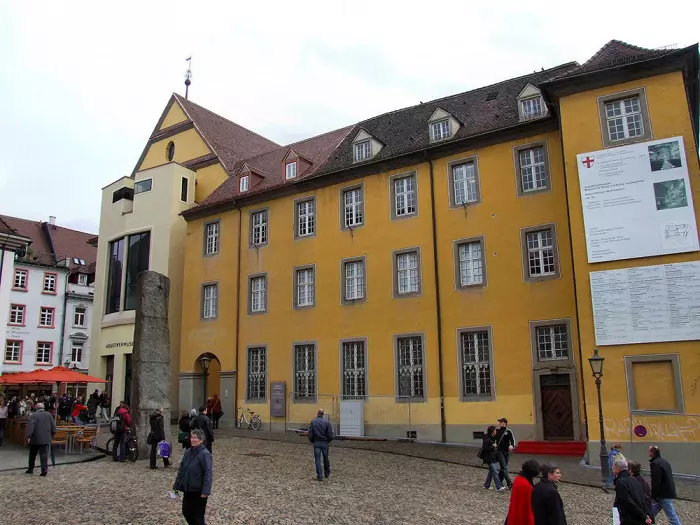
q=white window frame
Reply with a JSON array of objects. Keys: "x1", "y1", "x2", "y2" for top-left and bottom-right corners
[
  {"x1": 71, "y1": 344, "x2": 83, "y2": 363},
  {"x1": 526, "y1": 230, "x2": 556, "y2": 277},
  {"x1": 344, "y1": 260, "x2": 365, "y2": 301},
  {"x1": 73, "y1": 306, "x2": 86, "y2": 327},
  {"x1": 9, "y1": 304, "x2": 25, "y2": 325},
  {"x1": 36, "y1": 342, "x2": 52, "y2": 364},
  {"x1": 519, "y1": 147, "x2": 547, "y2": 192},
  {"x1": 430, "y1": 119, "x2": 451, "y2": 141},
  {"x1": 250, "y1": 276, "x2": 267, "y2": 313},
  {"x1": 343, "y1": 187, "x2": 363, "y2": 228},
  {"x1": 285, "y1": 161, "x2": 297, "y2": 180},
  {"x1": 394, "y1": 175, "x2": 417, "y2": 217},
  {"x1": 239, "y1": 176, "x2": 249, "y2": 193},
  {"x1": 520, "y1": 96, "x2": 545, "y2": 120},
  {"x1": 536, "y1": 324, "x2": 569, "y2": 361},
  {"x1": 605, "y1": 96, "x2": 644, "y2": 142},
  {"x1": 458, "y1": 241, "x2": 484, "y2": 287},
  {"x1": 43, "y1": 273, "x2": 56, "y2": 293},
  {"x1": 396, "y1": 335, "x2": 425, "y2": 400},
  {"x1": 293, "y1": 343, "x2": 317, "y2": 402},
  {"x1": 39, "y1": 307, "x2": 54, "y2": 327},
  {"x1": 452, "y1": 162, "x2": 478, "y2": 205},
  {"x1": 296, "y1": 268, "x2": 315, "y2": 308},
  {"x1": 205, "y1": 222, "x2": 220, "y2": 255},
  {"x1": 397, "y1": 252, "x2": 419, "y2": 295},
  {"x1": 341, "y1": 340, "x2": 367, "y2": 399},
  {"x1": 13, "y1": 269, "x2": 28, "y2": 289},
  {"x1": 251, "y1": 210, "x2": 268, "y2": 246},
  {"x1": 459, "y1": 329, "x2": 493, "y2": 399},
  {"x1": 296, "y1": 199, "x2": 315, "y2": 237},
  {"x1": 202, "y1": 284, "x2": 218, "y2": 319},
  {"x1": 5, "y1": 340, "x2": 21, "y2": 362},
  {"x1": 246, "y1": 346, "x2": 267, "y2": 401},
  {"x1": 77, "y1": 274, "x2": 88, "y2": 286},
  {"x1": 353, "y1": 140, "x2": 372, "y2": 162}
]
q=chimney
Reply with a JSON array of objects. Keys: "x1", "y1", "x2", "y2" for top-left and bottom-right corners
[{"x1": 49, "y1": 216, "x2": 56, "y2": 226}]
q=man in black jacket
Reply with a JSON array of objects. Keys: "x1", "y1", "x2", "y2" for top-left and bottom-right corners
[
  {"x1": 308, "y1": 408, "x2": 334, "y2": 481},
  {"x1": 531, "y1": 463, "x2": 567, "y2": 525},
  {"x1": 649, "y1": 446, "x2": 682, "y2": 525},
  {"x1": 495, "y1": 417, "x2": 516, "y2": 489},
  {"x1": 613, "y1": 458, "x2": 653, "y2": 525},
  {"x1": 190, "y1": 406, "x2": 214, "y2": 454}
]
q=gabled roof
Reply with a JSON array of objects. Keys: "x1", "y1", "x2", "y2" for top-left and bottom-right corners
[
  {"x1": 548, "y1": 40, "x2": 679, "y2": 80},
  {"x1": 0, "y1": 214, "x2": 96, "y2": 267},
  {"x1": 133, "y1": 94, "x2": 280, "y2": 176},
  {"x1": 196, "y1": 125, "x2": 353, "y2": 208}
]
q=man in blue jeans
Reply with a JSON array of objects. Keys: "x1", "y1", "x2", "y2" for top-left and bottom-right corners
[
  {"x1": 649, "y1": 445, "x2": 682, "y2": 525},
  {"x1": 308, "y1": 408, "x2": 334, "y2": 482}
]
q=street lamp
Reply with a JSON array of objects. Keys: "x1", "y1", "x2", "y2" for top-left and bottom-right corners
[
  {"x1": 588, "y1": 348, "x2": 608, "y2": 482},
  {"x1": 199, "y1": 355, "x2": 212, "y2": 405}
]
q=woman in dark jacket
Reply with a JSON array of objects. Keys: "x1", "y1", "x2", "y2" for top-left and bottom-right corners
[
  {"x1": 149, "y1": 407, "x2": 170, "y2": 469},
  {"x1": 178, "y1": 410, "x2": 192, "y2": 449},
  {"x1": 173, "y1": 428, "x2": 213, "y2": 525},
  {"x1": 482, "y1": 425, "x2": 505, "y2": 491}
]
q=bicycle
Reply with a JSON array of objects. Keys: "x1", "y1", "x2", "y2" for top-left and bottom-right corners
[
  {"x1": 236, "y1": 407, "x2": 262, "y2": 431},
  {"x1": 105, "y1": 428, "x2": 139, "y2": 462}
]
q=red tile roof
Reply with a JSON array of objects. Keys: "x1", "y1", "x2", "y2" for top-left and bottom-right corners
[
  {"x1": 197, "y1": 126, "x2": 353, "y2": 209},
  {"x1": 173, "y1": 94, "x2": 280, "y2": 173},
  {"x1": 0, "y1": 214, "x2": 96, "y2": 268}
]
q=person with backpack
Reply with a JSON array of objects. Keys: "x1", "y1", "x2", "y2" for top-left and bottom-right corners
[
  {"x1": 148, "y1": 407, "x2": 170, "y2": 469},
  {"x1": 190, "y1": 406, "x2": 214, "y2": 453},
  {"x1": 111, "y1": 401, "x2": 132, "y2": 462},
  {"x1": 99, "y1": 391, "x2": 111, "y2": 421},
  {"x1": 480, "y1": 425, "x2": 506, "y2": 491},
  {"x1": 604, "y1": 443, "x2": 626, "y2": 492}
]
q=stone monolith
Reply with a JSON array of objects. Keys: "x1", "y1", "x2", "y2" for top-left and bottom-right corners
[{"x1": 131, "y1": 271, "x2": 171, "y2": 460}]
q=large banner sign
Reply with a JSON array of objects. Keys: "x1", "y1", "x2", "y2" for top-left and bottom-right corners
[{"x1": 577, "y1": 136, "x2": 699, "y2": 263}]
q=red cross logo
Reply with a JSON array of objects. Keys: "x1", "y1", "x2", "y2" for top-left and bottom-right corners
[{"x1": 582, "y1": 156, "x2": 595, "y2": 168}]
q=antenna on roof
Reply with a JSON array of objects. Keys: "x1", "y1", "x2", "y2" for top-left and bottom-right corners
[{"x1": 185, "y1": 56, "x2": 192, "y2": 99}]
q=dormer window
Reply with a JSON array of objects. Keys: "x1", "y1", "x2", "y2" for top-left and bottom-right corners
[
  {"x1": 354, "y1": 140, "x2": 372, "y2": 162},
  {"x1": 430, "y1": 119, "x2": 451, "y2": 142},
  {"x1": 240, "y1": 175, "x2": 249, "y2": 193},
  {"x1": 285, "y1": 161, "x2": 297, "y2": 180},
  {"x1": 77, "y1": 274, "x2": 88, "y2": 286},
  {"x1": 517, "y1": 84, "x2": 547, "y2": 122}
]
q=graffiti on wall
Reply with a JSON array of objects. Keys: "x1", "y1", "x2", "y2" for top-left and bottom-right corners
[{"x1": 604, "y1": 416, "x2": 700, "y2": 442}]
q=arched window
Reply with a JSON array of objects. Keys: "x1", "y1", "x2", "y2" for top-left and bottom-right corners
[{"x1": 166, "y1": 141, "x2": 175, "y2": 161}]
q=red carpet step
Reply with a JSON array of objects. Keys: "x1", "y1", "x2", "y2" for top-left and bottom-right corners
[{"x1": 515, "y1": 441, "x2": 587, "y2": 457}]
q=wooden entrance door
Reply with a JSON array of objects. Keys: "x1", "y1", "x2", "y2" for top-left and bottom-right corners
[{"x1": 540, "y1": 374, "x2": 574, "y2": 440}]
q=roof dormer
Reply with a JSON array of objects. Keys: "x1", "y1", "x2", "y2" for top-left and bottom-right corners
[
  {"x1": 428, "y1": 108, "x2": 460, "y2": 143},
  {"x1": 282, "y1": 149, "x2": 312, "y2": 181},
  {"x1": 238, "y1": 163, "x2": 262, "y2": 193},
  {"x1": 517, "y1": 84, "x2": 548, "y2": 122},
  {"x1": 352, "y1": 129, "x2": 383, "y2": 163}
]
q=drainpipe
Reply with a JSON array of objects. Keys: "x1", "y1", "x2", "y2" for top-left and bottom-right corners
[
  {"x1": 555, "y1": 109, "x2": 589, "y2": 442},
  {"x1": 233, "y1": 207, "x2": 243, "y2": 421},
  {"x1": 0, "y1": 243, "x2": 5, "y2": 290},
  {"x1": 427, "y1": 153, "x2": 447, "y2": 443}
]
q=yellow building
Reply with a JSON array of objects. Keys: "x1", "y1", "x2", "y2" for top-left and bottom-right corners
[
  {"x1": 88, "y1": 95, "x2": 279, "y2": 416},
  {"x1": 92, "y1": 40, "x2": 700, "y2": 474}
]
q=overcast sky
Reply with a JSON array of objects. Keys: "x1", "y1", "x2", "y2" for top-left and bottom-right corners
[{"x1": 1, "y1": 1, "x2": 697, "y2": 234}]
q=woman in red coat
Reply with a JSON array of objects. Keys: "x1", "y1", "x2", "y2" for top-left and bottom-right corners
[{"x1": 506, "y1": 459, "x2": 540, "y2": 525}]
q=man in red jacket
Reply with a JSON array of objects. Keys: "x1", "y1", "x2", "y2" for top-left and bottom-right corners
[{"x1": 112, "y1": 401, "x2": 132, "y2": 462}]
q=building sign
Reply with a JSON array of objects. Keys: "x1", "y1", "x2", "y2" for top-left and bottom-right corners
[
  {"x1": 577, "y1": 136, "x2": 698, "y2": 263},
  {"x1": 270, "y1": 381, "x2": 286, "y2": 418},
  {"x1": 105, "y1": 341, "x2": 133, "y2": 349},
  {"x1": 590, "y1": 261, "x2": 700, "y2": 345}
]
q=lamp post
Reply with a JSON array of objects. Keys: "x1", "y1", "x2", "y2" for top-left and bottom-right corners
[
  {"x1": 588, "y1": 348, "x2": 608, "y2": 482},
  {"x1": 199, "y1": 355, "x2": 212, "y2": 406}
]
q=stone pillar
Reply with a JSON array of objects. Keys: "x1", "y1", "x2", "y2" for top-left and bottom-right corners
[
  {"x1": 219, "y1": 371, "x2": 237, "y2": 428},
  {"x1": 130, "y1": 271, "x2": 171, "y2": 460}
]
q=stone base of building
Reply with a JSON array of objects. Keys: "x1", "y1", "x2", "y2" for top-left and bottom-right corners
[{"x1": 586, "y1": 440, "x2": 700, "y2": 477}]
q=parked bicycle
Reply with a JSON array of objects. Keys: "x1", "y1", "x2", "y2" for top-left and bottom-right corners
[
  {"x1": 105, "y1": 427, "x2": 139, "y2": 462},
  {"x1": 236, "y1": 407, "x2": 262, "y2": 431}
]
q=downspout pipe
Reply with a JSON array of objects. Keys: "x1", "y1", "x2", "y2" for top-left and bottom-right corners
[{"x1": 426, "y1": 153, "x2": 447, "y2": 443}]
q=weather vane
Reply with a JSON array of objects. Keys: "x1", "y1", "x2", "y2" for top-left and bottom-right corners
[{"x1": 185, "y1": 56, "x2": 192, "y2": 99}]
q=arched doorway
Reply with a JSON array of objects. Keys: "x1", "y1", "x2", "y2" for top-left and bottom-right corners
[{"x1": 195, "y1": 353, "x2": 221, "y2": 407}]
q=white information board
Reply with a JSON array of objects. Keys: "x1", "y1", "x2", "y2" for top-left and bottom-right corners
[
  {"x1": 590, "y1": 261, "x2": 700, "y2": 345},
  {"x1": 577, "y1": 136, "x2": 699, "y2": 263}
]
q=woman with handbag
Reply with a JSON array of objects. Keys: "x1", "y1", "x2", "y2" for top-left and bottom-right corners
[
  {"x1": 482, "y1": 425, "x2": 506, "y2": 491},
  {"x1": 148, "y1": 407, "x2": 170, "y2": 469}
]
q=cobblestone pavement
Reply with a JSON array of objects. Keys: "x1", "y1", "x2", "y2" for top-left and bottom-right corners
[{"x1": 1, "y1": 435, "x2": 698, "y2": 525}]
